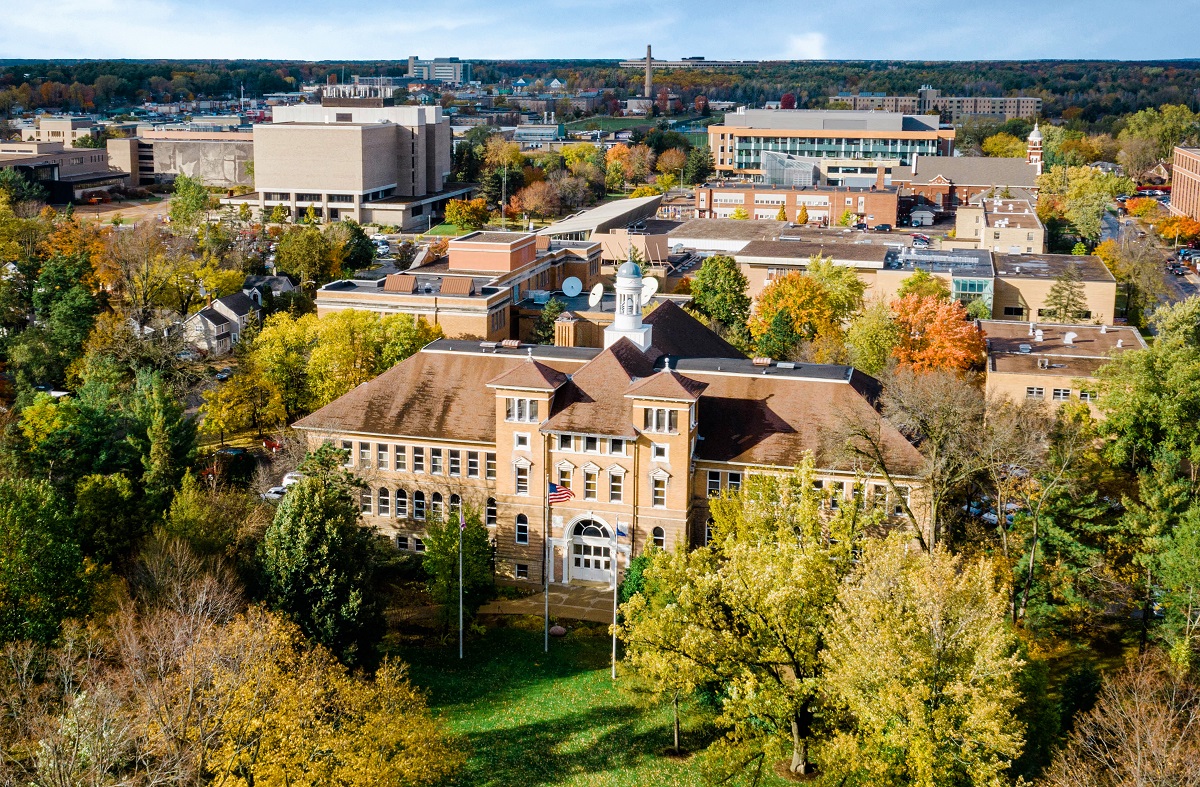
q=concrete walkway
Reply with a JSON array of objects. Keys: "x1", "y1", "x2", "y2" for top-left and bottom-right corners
[{"x1": 479, "y1": 584, "x2": 617, "y2": 624}]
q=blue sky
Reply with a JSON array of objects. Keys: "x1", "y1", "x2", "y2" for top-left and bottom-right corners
[{"x1": 3, "y1": 0, "x2": 1199, "y2": 61}]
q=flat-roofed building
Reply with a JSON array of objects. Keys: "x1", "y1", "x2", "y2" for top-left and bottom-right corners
[
  {"x1": 833, "y1": 87, "x2": 1041, "y2": 122},
  {"x1": 107, "y1": 129, "x2": 254, "y2": 188},
  {"x1": 709, "y1": 109, "x2": 955, "y2": 177},
  {"x1": 538, "y1": 196, "x2": 672, "y2": 264},
  {"x1": 950, "y1": 198, "x2": 1046, "y2": 254},
  {"x1": 406, "y1": 56, "x2": 472, "y2": 84},
  {"x1": 981, "y1": 320, "x2": 1145, "y2": 414},
  {"x1": 0, "y1": 140, "x2": 126, "y2": 203},
  {"x1": 992, "y1": 253, "x2": 1118, "y2": 324},
  {"x1": 695, "y1": 183, "x2": 898, "y2": 226},
  {"x1": 1170, "y1": 147, "x2": 1200, "y2": 222},
  {"x1": 221, "y1": 100, "x2": 467, "y2": 228},
  {"x1": 21, "y1": 116, "x2": 100, "y2": 145},
  {"x1": 314, "y1": 231, "x2": 601, "y2": 340},
  {"x1": 893, "y1": 154, "x2": 1041, "y2": 212}
]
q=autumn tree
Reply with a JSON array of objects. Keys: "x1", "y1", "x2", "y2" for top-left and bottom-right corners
[
  {"x1": 655, "y1": 147, "x2": 686, "y2": 179},
  {"x1": 891, "y1": 294, "x2": 985, "y2": 372},
  {"x1": 444, "y1": 197, "x2": 490, "y2": 231},
  {"x1": 804, "y1": 254, "x2": 865, "y2": 324},
  {"x1": 845, "y1": 300, "x2": 900, "y2": 377},
  {"x1": 484, "y1": 136, "x2": 524, "y2": 171},
  {"x1": 896, "y1": 267, "x2": 951, "y2": 300},
  {"x1": 516, "y1": 180, "x2": 561, "y2": 219},
  {"x1": 982, "y1": 131, "x2": 1028, "y2": 158},
  {"x1": 775, "y1": 204, "x2": 787, "y2": 221},
  {"x1": 797, "y1": 204, "x2": 809, "y2": 225},
  {"x1": 749, "y1": 271, "x2": 835, "y2": 349},
  {"x1": 822, "y1": 534, "x2": 1025, "y2": 786}
]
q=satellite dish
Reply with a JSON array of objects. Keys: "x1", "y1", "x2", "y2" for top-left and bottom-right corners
[
  {"x1": 562, "y1": 276, "x2": 583, "y2": 298},
  {"x1": 588, "y1": 283, "x2": 604, "y2": 309},
  {"x1": 640, "y1": 277, "x2": 659, "y2": 305}
]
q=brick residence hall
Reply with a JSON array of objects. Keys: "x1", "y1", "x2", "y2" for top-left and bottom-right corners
[{"x1": 293, "y1": 261, "x2": 924, "y2": 587}]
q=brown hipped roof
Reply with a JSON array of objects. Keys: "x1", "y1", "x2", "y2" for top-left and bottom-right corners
[
  {"x1": 625, "y1": 369, "x2": 708, "y2": 401},
  {"x1": 541, "y1": 339, "x2": 656, "y2": 438},
  {"x1": 486, "y1": 359, "x2": 569, "y2": 391},
  {"x1": 293, "y1": 350, "x2": 586, "y2": 443},
  {"x1": 643, "y1": 300, "x2": 745, "y2": 362}
]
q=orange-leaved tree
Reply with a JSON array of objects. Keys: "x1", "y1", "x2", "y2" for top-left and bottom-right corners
[
  {"x1": 749, "y1": 271, "x2": 836, "y2": 343},
  {"x1": 890, "y1": 294, "x2": 985, "y2": 372}
]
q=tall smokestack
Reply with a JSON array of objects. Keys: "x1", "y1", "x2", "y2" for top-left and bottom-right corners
[{"x1": 645, "y1": 45, "x2": 653, "y2": 99}]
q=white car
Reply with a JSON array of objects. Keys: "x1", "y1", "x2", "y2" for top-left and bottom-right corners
[
  {"x1": 282, "y1": 471, "x2": 304, "y2": 487},
  {"x1": 260, "y1": 486, "x2": 287, "y2": 501},
  {"x1": 371, "y1": 233, "x2": 388, "y2": 241}
]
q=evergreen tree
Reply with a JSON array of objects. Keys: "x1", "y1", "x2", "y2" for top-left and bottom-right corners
[
  {"x1": 797, "y1": 204, "x2": 809, "y2": 225},
  {"x1": 757, "y1": 308, "x2": 802, "y2": 360},
  {"x1": 531, "y1": 297, "x2": 565, "y2": 344},
  {"x1": 1043, "y1": 264, "x2": 1089, "y2": 322}
]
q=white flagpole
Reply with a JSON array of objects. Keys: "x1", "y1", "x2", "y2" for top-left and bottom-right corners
[
  {"x1": 612, "y1": 517, "x2": 619, "y2": 681},
  {"x1": 458, "y1": 511, "x2": 464, "y2": 660}
]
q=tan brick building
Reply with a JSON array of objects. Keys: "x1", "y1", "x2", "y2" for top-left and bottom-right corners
[
  {"x1": 991, "y1": 254, "x2": 1117, "y2": 324},
  {"x1": 950, "y1": 199, "x2": 1046, "y2": 254},
  {"x1": 981, "y1": 320, "x2": 1145, "y2": 415},
  {"x1": 694, "y1": 183, "x2": 898, "y2": 226},
  {"x1": 293, "y1": 264, "x2": 924, "y2": 587}
]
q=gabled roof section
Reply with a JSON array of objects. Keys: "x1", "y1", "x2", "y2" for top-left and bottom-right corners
[
  {"x1": 194, "y1": 307, "x2": 230, "y2": 326},
  {"x1": 643, "y1": 300, "x2": 745, "y2": 362},
  {"x1": 216, "y1": 292, "x2": 259, "y2": 316},
  {"x1": 486, "y1": 358, "x2": 569, "y2": 391},
  {"x1": 625, "y1": 369, "x2": 708, "y2": 401},
  {"x1": 540, "y1": 338, "x2": 656, "y2": 438}
]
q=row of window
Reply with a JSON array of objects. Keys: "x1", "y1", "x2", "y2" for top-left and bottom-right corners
[
  {"x1": 1001, "y1": 306, "x2": 1094, "y2": 319},
  {"x1": 1027, "y1": 387, "x2": 1095, "y2": 402},
  {"x1": 343, "y1": 441, "x2": 497, "y2": 479},
  {"x1": 363, "y1": 488, "x2": 498, "y2": 523}
]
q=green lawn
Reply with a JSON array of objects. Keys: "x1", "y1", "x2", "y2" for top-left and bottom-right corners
[
  {"x1": 425, "y1": 223, "x2": 465, "y2": 236},
  {"x1": 397, "y1": 621, "x2": 791, "y2": 787}
]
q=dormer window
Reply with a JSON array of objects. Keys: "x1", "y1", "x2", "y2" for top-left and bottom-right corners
[
  {"x1": 643, "y1": 407, "x2": 678, "y2": 434},
  {"x1": 505, "y1": 397, "x2": 540, "y2": 423}
]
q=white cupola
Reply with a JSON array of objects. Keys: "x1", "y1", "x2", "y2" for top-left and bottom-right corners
[{"x1": 603, "y1": 257, "x2": 653, "y2": 351}]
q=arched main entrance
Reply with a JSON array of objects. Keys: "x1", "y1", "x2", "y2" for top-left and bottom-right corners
[{"x1": 569, "y1": 519, "x2": 612, "y2": 583}]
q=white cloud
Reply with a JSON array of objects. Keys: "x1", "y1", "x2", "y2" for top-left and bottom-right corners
[{"x1": 782, "y1": 32, "x2": 828, "y2": 60}]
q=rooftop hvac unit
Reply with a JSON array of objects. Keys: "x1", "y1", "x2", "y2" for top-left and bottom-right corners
[
  {"x1": 1034, "y1": 329, "x2": 1044, "y2": 342},
  {"x1": 1063, "y1": 332, "x2": 1078, "y2": 345}
]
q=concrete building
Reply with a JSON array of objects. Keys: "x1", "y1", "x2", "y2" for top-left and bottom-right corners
[
  {"x1": 981, "y1": 320, "x2": 1145, "y2": 415},
  {"x1": 1170, "y1": 147, "x2": 1200, "y2": 222},
  {"x1": 0, "y1": 141, "x2": 126, "y2": 203},
  {"x1": 950, "y1": 198, "x2": 1046, "y2": 254},
  {"x1": 293, "y1": 267, "x2": 925, "y2": 587},
  {"x1": 314, "y1": 231, "x2": 602, "y2": 341},
  {"x1": 832, "y1": 87, "x2": 1042, "y2": 122},
  {"x1": 107, "y1": 129, "x2": 254, "y2": 188},
  {"x1": 406, "y1": 56, "x2": 472, "y2": 84},
  {"x1": 992, "y1": 253, "x2": 1118, "y2": 324},
  {"x1": 694, "y1": 183, "x2": 899, "y2": 226},
  {"x1": 222, "y1": 100, "x2": 467, "y2": 229},
  {"x1": 21, "y1": 116, "x2": 100, "y2": 146},
  {"x1": 709, "y1": 109, "x2": 955, "y2": 177}
]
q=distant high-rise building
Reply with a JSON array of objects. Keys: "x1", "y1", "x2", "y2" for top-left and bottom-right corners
[
  {"x1": 406, "y1": 56, "x2": 472, "y2": 84},
  {"x1": 831, "y1": 86, "x2": 1042, "y2": 122}
]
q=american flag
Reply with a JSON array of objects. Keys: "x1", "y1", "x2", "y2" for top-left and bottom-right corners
[{"x1": 548, "y1": 483, "x2": 575, "y2": 504}]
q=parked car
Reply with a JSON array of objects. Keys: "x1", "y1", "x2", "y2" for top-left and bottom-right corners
[
  {"x1": 214, "y1": 367, "x2": 233, "y2": 381},
  {"x1": 370, "y1": 233, "x2": 388, "y2": 241},
  {"x1": 176, "y1": 349, "x2": 202, "y2": 362},
  {"x1": 282, "y1": 471, "x2": 304, "y2": 487},
  {"x1": 260, "y1": 486, "x2": 288, "y2": 501},
  {"x1": 873, "y1": 224, "x2": 893, "y2": 232},
  {"x1": 912, "y1": 240, "x2": 931, "y2": 249},
  {"x1": 912, "y1": 233, "x2": 931, "y2": 242},
  {"x1": 852, "y1": 222, "x2": 868, "y2": 230},
  {"x1": 201, "y1": 447, "x2": 257, "y2": 487}
]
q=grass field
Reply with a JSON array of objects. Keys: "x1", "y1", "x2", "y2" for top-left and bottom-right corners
[{"x1": 397, "y1": 621, "x2": 791, "y2": 787}]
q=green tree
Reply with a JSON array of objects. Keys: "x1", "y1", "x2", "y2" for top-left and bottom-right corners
[
  {"x1": 237, "y1": 202, "x2": 252, "y2": 224},
  {"x1": 420, "y1": 508, "x2": 494, "y2": 627},
  {"x1": 682, "y1": 145, "x2": 714, "y2": 186},
  {"x1": 845, "y1": 300, "x2": 900, "y2": 377},
  {"x1": 896, "y1": 267, "x2": 951, "y2": 300},
  {"x1": 804, "y1": 254, "x2": 865, "y2": 323},
  {"x1": 0, "y1": 477, "x2": 89, "y2": 644},
  {"x1": 325, "y1": 219, "x2": 375, "y2": 271},
  {"x1": 1042, "y1": 264, "x2": 1089, "y2": 323},
  {"x1": 821, "y1": 534, "x2": 1025, "y2": 786},
  {"x1": 276, "y1": 225, "x2": 336, "y2": 286},
  {"x1": 74, "y1": 472, "x2": 141, "y2": 564},
  {"x1": 689, "y1": 254, "x2": 750, "y2": 329},
  {"x1": 1071, "y1": 241, "x2": 1088, "y2": 255},
  {"x1": 837, "y1": 209, "x2": 855, "y2": 227},
  {"x1": 259, "y1": 443, "x2": 382, "y2": 665},
  {"x1": 531, "y1": 296, "x2": 565, "y2": 345},
  {"x1": 756, "y1": 307, "x2": 803, "y2": 360},
  {"x1": 1156, "y1": 504, "x2": 1200, "y2": 667},
  {"x1": 168, "y1": 174, "x2": 210, "y2": 228},
  {"x1": 268, "y1": 204, "x2": 288, "y2": 224},
  {"x1": 126, "y1": 370, "x2": 195, "y2": 515}
]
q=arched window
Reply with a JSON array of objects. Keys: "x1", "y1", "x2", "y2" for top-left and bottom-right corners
[
  {"x1": 431, "y1": 492, "x2": 443, "y2": 519},
  {"x1": 413, "y1": 491, "x2": 426, "y2": 520},
  {"x1": 449, "y1": 494, "x2": 461, "y2": 520},
  {"x1": 652, "y1": 526, "x2": 665, "y2": 549},
  {"x1": 396, "y1": 489, "x2": 408, "y2": 519},
  {"x1": 360, "y1": 489, "x2": 372, "y2": 515},
  {"x1": 571, "y1": 521, "x2": 611, "y2": 539},
  {"x1": 515, "y1": 514, "x2": 529, "y2": 544},
  {"x1": 486, "y1": 498, "x2": 497, "y2": 526},
  {"x1": 377, "y1": 488, "x2": 390, "y2": 517}
]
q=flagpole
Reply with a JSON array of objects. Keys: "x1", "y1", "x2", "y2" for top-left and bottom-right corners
[
  {"x1": 544, "y1": 445, "x2": 551, "y2": 654},
  {"x1": 459, "y1": 510, "x2": 464, "y2": 660},
  {"x1": 612, "y1": 517, "x2": 618, "y2": 681}
]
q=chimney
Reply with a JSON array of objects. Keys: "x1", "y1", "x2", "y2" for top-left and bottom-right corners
[
  {"x1": 911, "y1": 153, "x2": 918, "y2": 176},
  {"x1": 645, "y1": 45, "x2": 653, "y2": 99},
  {"x1": 875, "y1": 166, "x2": 885, "y2": 189}
]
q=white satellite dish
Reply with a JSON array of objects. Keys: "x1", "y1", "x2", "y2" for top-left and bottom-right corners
[
  {"x1": 562, "y1": 276, "x2": 583, "y2": 298},
  {"x1": 640, "y1": 277, "x2": 659, "y2": 305},
  {"x1": 587, "y1": 283, "x2": 604, "y2": 309}
]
